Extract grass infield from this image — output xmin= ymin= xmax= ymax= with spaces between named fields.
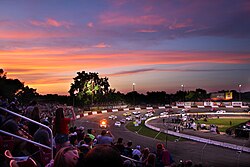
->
xmin=195 ymin=118 xmax=249 ymax=132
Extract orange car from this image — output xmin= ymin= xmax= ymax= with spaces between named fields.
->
xmin=100 ymin=119 xmax=108 ymax=128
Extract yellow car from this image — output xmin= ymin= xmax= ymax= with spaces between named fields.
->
xmin=123 ymin=112 xmax=131 ymax=116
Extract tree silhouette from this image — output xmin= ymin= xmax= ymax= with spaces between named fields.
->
xmin=0 ymin=69 xmax=24 ymax=99
xmin=69 ymin=71 xmax=110 ymax=106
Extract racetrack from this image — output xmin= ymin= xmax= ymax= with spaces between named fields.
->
xmin=74 ymin=108 xmax=250 ymax=167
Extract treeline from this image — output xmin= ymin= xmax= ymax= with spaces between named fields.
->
xmin=1 ymin=69 xmax=249 ymax=107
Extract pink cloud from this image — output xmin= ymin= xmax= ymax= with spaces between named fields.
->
xmin=87 ymin=22 xmax=94 ymax=28
xmin=30 ymin=18 xmax=73 ymax=28
xmin=136 ymin=29 xmax=157 ymax=33
xmin=100 ymin=12 xmax=167 ymax=26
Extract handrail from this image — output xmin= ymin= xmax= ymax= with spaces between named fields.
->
xmin=121 ymin=155 xmax=142 ymax=165
xmin=0 ymin=107 xmax=53 ymax=160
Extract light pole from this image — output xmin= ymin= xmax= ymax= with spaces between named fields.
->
xmin=132 ymin=83 xmax=136 ymax=106
xmin=238 ymin=84 xmax=242 ymax=101
xmin=181 ymin=84 xmax=185 ymax=102
xmin=163 ymin=118 xmax=168 ymax=148
xmin=132 ymin=83 xmax=136 ymax=91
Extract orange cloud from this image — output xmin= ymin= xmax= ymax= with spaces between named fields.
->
xmin=2 ymin=48 xmax=249 ymax=95
xmin=0 ymin=29 xmax=72 ymax=39
xmin=30 ymin=18 xmax=73 ymax=28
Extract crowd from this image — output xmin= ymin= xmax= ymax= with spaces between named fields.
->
xmin=0 ymin=97 xmax=201 ymax=167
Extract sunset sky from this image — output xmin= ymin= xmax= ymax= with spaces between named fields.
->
xmin=1 ymin=0 xmax=250 ymax=95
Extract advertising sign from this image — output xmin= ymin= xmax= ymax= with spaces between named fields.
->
xmin=210 ymin=93 xmax=225 ymax=101
xmin=176 ymin=102 xmax=185 ymax=106
xmin=222 ymin=102 xmax=232 ymax=106
xmin=184 ymin=102 xmax=192 ymax=106
xmin=232 ymin=102 xmax=242 ymax=106
xmin=204 ymin=102 xmax=212 ymax=106
xmin=225 ymin=92 xmax=233 ymax=100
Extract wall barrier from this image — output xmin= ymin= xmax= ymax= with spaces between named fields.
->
xmin=144 ymin=116 xmax=250 ymax=153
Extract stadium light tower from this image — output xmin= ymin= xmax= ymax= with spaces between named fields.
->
xmin=238 ymin=84 xmax=242 ymax=101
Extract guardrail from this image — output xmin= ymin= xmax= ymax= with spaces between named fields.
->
xmin=0 ymin=107 xmax=54 ymax=160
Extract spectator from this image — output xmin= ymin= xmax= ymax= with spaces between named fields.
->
xmin=54 ymin=107 xmax=76 ymax=151
xmin=114 ymin=137 xmax=125 ymax=154
xmin=28 ymin=106 xmax=40 ymax=136
xmin=155 ymin=143 xmax=174 ymax=167
xmin=123 ymin=140 xmax=133 ymax=158
xmin=53 ymin=146 xmax=79 ymax=167
xmin=33 ymin=119 xmax=51 ymax=147
xmin=87 ymin=128 xmax=96 ymax=141
xmin=140 ymin=147 xmax=150 ymax=166
xmin=96 ymin=130 xmax=114 ymax=145
xmin=84 ymin=145 xmax=123 ymax=167
xmin=132 ymin=145 xmax=141 ymax=160
xmin=24 ymin=100 xmax=37 ymax=118
xmin=145 ymin=153 xmax=156 ymax=167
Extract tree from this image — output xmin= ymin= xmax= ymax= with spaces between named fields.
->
xmin=68 ymin=71 xmax=110 ymax=106
xmin=16 ymin=86 xmax=39 ymax=104
xmin=0 ymin=69 xmax=24 ymax=99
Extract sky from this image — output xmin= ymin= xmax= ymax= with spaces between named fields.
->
xmin=1 ymin=0 xmax=250 ymax=95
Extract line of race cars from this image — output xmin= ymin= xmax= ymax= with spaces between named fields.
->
xmin=100 ymin=109 xmax=156 ymax=128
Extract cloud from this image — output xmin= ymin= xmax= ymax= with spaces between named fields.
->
xmin=0 ymin=29 xmax=72 ymax=39
xmin=107 ymin=67 xmax=250 ymax=77
xmin=87 ymin=22 xmax=94 ymax=28
xmin=93 ymin=42 xmax=111 ymax=48
xmin=30 ymin=18 xmax=73 ymax=28
xmin=136 ymin=29 xmax=157 ymax=33
xmin=99 ymin=12 xmax=167 ymax=26
xmin=168 ymin=18 xmax=193 ymax=30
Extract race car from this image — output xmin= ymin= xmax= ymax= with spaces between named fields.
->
xmin=100 ymin=119 xmax=108 ymax=128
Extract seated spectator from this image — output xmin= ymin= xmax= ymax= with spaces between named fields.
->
xmin=123 ymin=159 xmax=136 ymax=167
xmin=96 ymin=130 xmax=114 ymax=145
xmin=54 ymin=134 xmax=71 ymax=154
xmin=123 ymin=140 xmax=133 ymax=157
xmin=84 ymin=145 xmax=123 ymax=167
xmin=0 ymin=113 xmax=26 ymax=156
xmin=114 ymin=137 xmax=125 ymax=154
xmin=53 ymin=146 xmax=79 ymax=167
xmin=33 ymin=119 xmax=51 ymax=147
xmin=87 ymin=128 xmax=96 ymax=140
xmin=132 ymin=145 xmax=141 ymax=160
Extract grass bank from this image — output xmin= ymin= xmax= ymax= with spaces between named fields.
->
xmin=125 ymin=121 xmax=185 ymax=142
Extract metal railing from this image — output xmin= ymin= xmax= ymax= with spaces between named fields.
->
xmin=0 ymin=107 xmax=53 ymax=160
